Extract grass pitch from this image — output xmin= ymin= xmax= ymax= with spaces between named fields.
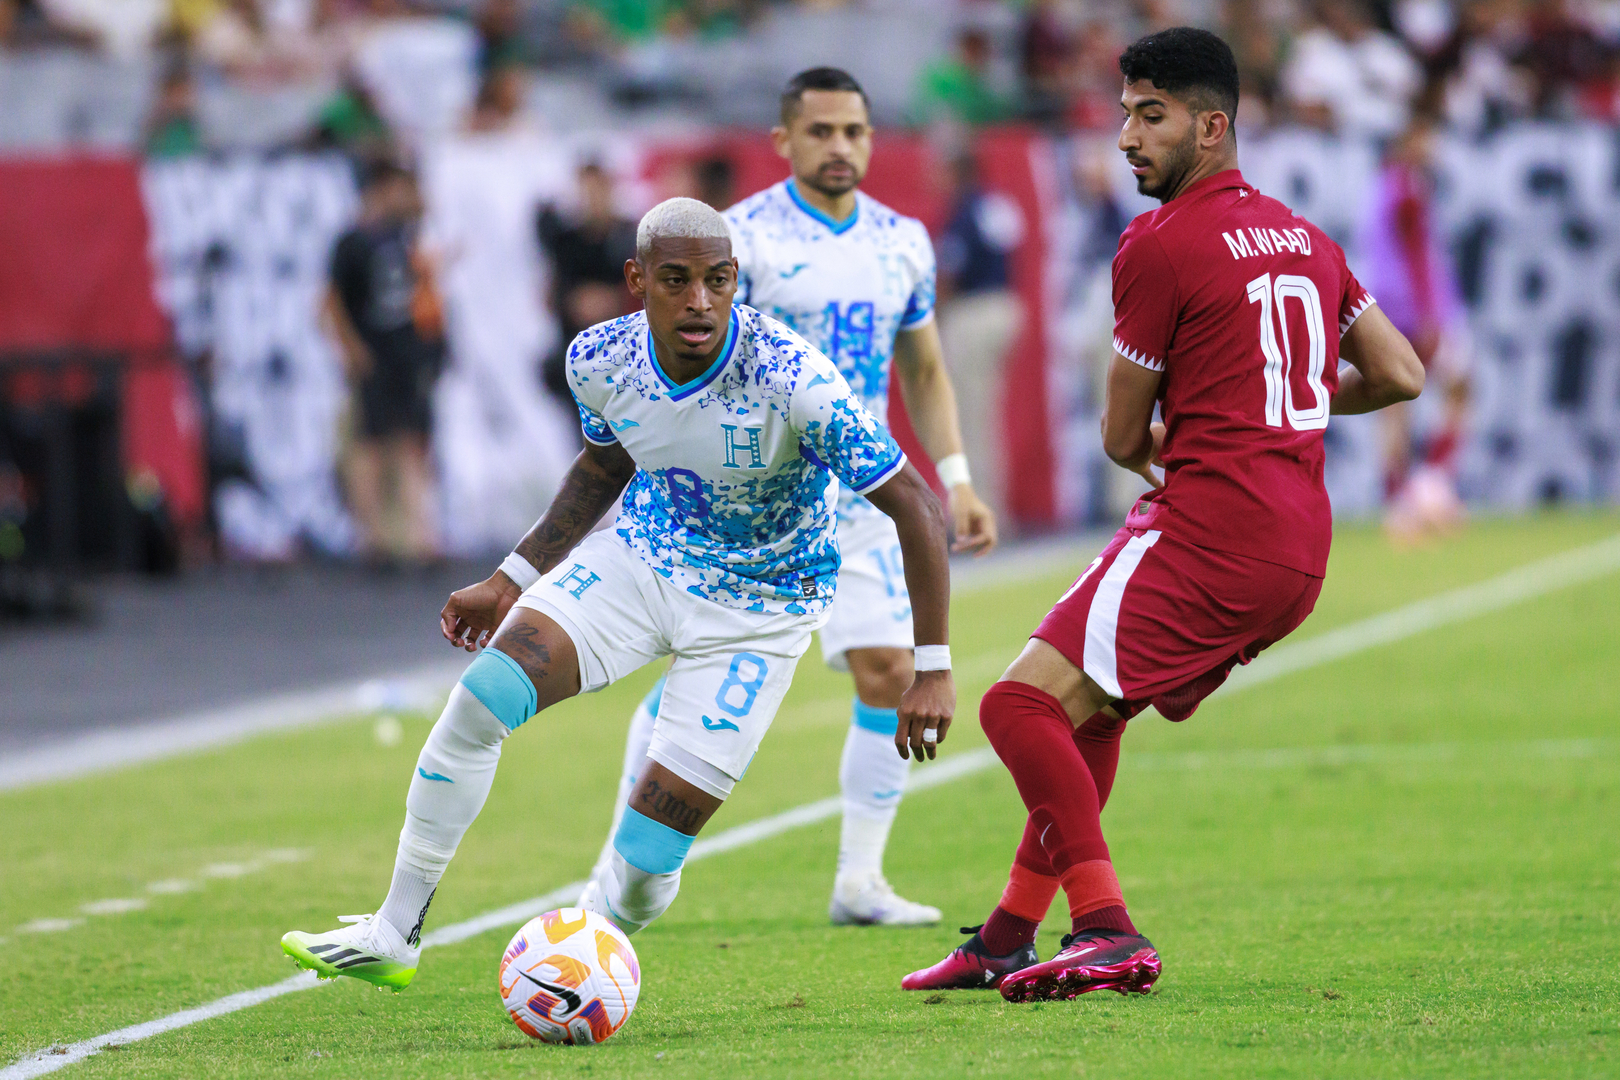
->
xmin=2 ymin=511 xmax=1617 ymax=1078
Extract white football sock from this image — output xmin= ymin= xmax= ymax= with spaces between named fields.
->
xmin=583 ymin=805 xmax=692 ymax=935
xmin=837 ymin=701 xmax=911 ymax=880
xmin=584 ymin=849 xmax=682 ymax=936
xmin=383 ymin=654 xmax=531 ymax=940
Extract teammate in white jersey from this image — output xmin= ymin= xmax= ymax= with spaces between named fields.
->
xmin=280 ymin=198 xmax=957 ymax=991
xmin=594 ymin=68 xmax=998 ymax=927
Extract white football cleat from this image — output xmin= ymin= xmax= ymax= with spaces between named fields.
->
xmin=281 ymin=914 xmax=420 ymax=991
xmin=829 ymin=873 xmax=942 ymax=926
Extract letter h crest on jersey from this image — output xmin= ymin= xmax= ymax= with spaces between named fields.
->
xmin=720 ymin=424 xmax=766 ymax=469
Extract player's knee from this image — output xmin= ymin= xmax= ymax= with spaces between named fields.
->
xmin=456 ymin=648 xmax=539 ymax=732
xmin=849 ymin=648 xmax=913 ymax=707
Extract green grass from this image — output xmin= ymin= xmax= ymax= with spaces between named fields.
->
xmin=2 ymin=510 xmax=1618 ymax=1078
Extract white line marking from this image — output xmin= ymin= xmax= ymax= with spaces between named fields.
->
xmin=78 ymin=899 xmax=148 ymax=916
xmin=5 ymin=533 xmax=1618 ymax=1078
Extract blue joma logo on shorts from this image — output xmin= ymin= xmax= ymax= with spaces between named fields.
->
xmin=553 ymin=564 xmax=600 ymax=599
xmin=701 ymin=715 xmax=740 ymax=732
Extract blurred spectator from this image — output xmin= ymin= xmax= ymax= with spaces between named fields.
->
xmin=695 ymin=153 xmax=735 ymax=210
xmin=1515 ymin=0 xmax=1613 ymax=118
xmin=1019 ymin=0 xmax=1075 ymax=123
xmin=476 ymin=0 xmax=524 ymax=73
xmin=145 ymin=63 xmax=204 ymax=157
xmin=325 ymin=161 xmax=445 ymax=566
xmin=1423 ymin=0 xmax=1533 ymax=132
xmin=1356 ymin=114 xmax=1470 ymax=541
xmin=308 ymin=68 xmax=392 ymax=155
xmin=466 ymin=61 xmax=526 ymax=131
xmin=1 ymin=0 xmax=107 ymax=49
xmin=1281 ymin=0 xmax=1422 ymax=140
xmin=535 ymin=160 xmax=637 ymax=409
xmin=936 ymin=151 xmax=1025 ymax=525
xmin=910 ymin=27 xmax=1011 ymax=127
xmin=193 ymin=0 xmax=322 ymax=84
xmin=35 ymin=0 xmax=166 ymax=56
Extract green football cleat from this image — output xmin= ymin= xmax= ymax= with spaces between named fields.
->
xmin=281 ymin=914 xmax=419 ymax=991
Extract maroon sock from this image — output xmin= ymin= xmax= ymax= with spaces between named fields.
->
xmin=1073 ymin=904 xmax=1137 ymax=937
xmin=979 ymin=905 xmax=1040 ymax=955
xmin=1073 ymin=711 xmax=1126 ymax=809
xmin=979 ymin=681 xmax=1111 ymax=876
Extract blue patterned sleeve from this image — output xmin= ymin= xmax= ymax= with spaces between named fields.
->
xmin=899 ymin=221 xmax=937 ymax=329
xmin=790 ymin=348 xmax=907 ymax=495
xmin=564 ymin=333 xmax=617 ymax=446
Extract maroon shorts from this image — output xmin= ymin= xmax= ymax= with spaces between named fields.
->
xmin=1033 ymin=524 xmax=1323 ymax=722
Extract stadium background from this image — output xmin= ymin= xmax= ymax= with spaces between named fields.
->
xmin=2 ymin=2 xmax=1619 ymax=1077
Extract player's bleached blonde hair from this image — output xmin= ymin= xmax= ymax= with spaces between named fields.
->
xmin=636 ymin=197 xmax=731 ymax=261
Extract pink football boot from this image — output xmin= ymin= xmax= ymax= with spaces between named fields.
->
xmin=998 ymin=929 xmax=1161 ymax=1001
xmin=901 ymin=926 xmax=1040 ymax=991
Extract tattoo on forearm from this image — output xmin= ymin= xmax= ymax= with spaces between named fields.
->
xmin=637 ymin=779 xmax=703 ymax=833
xmin=494 ymin=625 xmax=552 ymax=681
xmin=514 ymin=449 xmax=633 ymax=574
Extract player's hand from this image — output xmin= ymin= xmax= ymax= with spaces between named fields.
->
xmin=948 ymin=484 xmax=998 ymax=555
xmin=896 ymin=669 xmax=955 ymax=761
xmin=440 ymin=572 xmax=522 ymax=653
xmin=1132 ymin=423 xmax=1167 ymax=490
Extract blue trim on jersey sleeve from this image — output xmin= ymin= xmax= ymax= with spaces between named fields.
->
xmin=786 ymin=179 xmax=859 ymax=235
xmin=899 ymin=293 xmax=934 ymax=328
xmin=647 ymin=309 xmax=740 ymax=401
xmin=850 ymin=449 xmax=906 ymax=495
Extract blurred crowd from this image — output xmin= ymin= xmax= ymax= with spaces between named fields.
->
xmin=5 ymin=0 xmax=1620 ymax=154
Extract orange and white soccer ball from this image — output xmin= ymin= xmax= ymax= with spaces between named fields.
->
xmin=499 ymin=908 xmax=641 ymax=1045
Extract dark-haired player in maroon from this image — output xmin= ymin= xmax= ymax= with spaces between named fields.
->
xmin=902 ymin=27 xmax=1426 ymax=1002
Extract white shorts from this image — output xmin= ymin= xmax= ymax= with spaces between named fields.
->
xmin=818 ymin=512 xmax=914 ymax=671
xmin=514 ymin=530 xmax=824 ymax=782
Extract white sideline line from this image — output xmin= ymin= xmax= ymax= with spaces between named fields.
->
xmin=0 ymin=537 xmax=1107 ymax=795
xmin=5 ymin=533 xmax=1619 ymax=1078
xmin=0 ymin=660 xmax=468 ymax=794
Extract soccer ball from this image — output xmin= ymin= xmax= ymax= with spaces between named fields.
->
xmin=499 ymin=908 xmax=641 ymax=1045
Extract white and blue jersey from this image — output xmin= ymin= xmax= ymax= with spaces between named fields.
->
xmin=725 ymin=180 xmax=936 ymax=522
xmin=566 ymin=304 xmax=906 ymax=616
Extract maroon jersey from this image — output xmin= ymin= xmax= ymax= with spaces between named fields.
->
xmin=1112 ymin=170 xmax=1373 ymax=577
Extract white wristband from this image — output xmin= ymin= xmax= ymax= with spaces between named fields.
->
xmin=913 ymin=644 xmax=952 ymax=672
xmin=934 ymin=453 xmax=971 ymax=489
xmin=498 ymin=552 xmax=540 ymax=592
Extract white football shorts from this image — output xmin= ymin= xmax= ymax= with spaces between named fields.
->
xmin=514 ymin=529 xmax=824 ymax=782
xmin=818 ymin=511 xmax=915 ymax=671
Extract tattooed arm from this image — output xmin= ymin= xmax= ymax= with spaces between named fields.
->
xmin=440 ymin=441 xmax=638 ymax=651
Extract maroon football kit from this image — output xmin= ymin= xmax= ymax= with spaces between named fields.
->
xmin=1036 ymin=169 xmax=1374 ymax=717
xmin=904 ymin=168 xmax=1382 ymax=1000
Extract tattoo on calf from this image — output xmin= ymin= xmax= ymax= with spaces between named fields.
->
xmin=637 ymin=779 xmax=704 ymax=833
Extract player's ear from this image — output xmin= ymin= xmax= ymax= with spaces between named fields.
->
xmin=1203 ymin=108 xmax=1231 ymax=148
xmin=770 ymin=124 xmax=792 ymax=161
xmin=624 ymin=258 xmax=646 ymax=299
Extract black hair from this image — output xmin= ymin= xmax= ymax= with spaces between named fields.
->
xmin=779 ymin=67 xmax=870 ymax=125
xmin=1118 ymin=27 xmax=1240 ymax=123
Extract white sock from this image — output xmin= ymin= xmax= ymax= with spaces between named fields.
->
xmin=381 ymin=681 xmax=512 ymax=940
xmin=837 ymin=702 xmax=911 ymax=880
xmin=377 ymin=866 xmax=436 ymax=947
xmin=583 ymin=849 xmax=681 ymax=936
xmin=590 ymin=677 xmax=662 ymax=880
